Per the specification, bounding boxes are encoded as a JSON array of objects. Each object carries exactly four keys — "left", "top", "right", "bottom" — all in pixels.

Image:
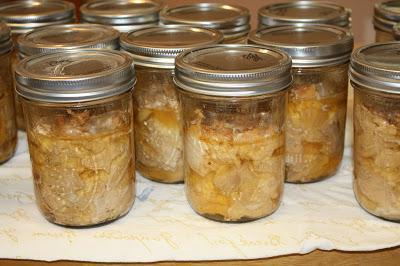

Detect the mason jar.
[
  {"left": 15, "top": 50, "right": 136, "bottom": 227},
  {"left": 120, "top": 25, "right": 222, "bottom": 184},
  {"left": 0, "top": 0, "right": 76, "bottom": 130},
  {"left": 374, "top": 0, "right": 400, "bottom": 42},
  {"left": 258, "top": 1, "right": 351, "bottom": 29},
  {"left": 15, "top": 23, "right": 119, "bottom": 131},
  {"left": 249, "top": 25, "right": 353, "bottom": 183},
  {"left": 160, "top": 3, "right": 250, "bottom": 44},
  {"left": 350, "top": 42, "right": 400, "bottom": 221},
  {"left": 0, "top": 22, "right": 16, "bottom": 163},
  {"left": 80, "top": 0, "right": 163, "bottom": 33},
  {"left": 175, "top": 45, "right": 292, "bottom": 222}
]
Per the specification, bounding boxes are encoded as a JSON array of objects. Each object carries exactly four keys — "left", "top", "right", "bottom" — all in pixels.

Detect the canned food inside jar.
[
  {"left": 286, "top": 64, "right": 348, "bottom": 183},
  {"left": 350, "top": 42, "right": 400, "bottom": 221},
  {"left": 175, "top": 45, "right": 292, "bottom": 222},
  {"left": 15, "top": 50, "right": 136, "bottom": 226},
  {"left": 134, "top": 66, "right": 183, "bottom": 183},
  {"left": 248, "top": 25, "right": 353, "bottom": 183},
  {"left": 181, "top": 92, "right": 286, "bottom": 222},
  {"left": 0, "top": 27, "right": 17, "bottom": 163},
  {"left": 353, "top": 87, "right": 400, "bottom": 221},
  {"left": 120, "top": 25, "right": 223, "bottom": 183}
]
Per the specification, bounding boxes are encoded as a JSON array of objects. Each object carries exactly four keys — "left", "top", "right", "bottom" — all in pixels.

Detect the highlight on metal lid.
[
  {"left": 80, "top": 0, "right": 163, "bottom": 32},
  {"left": 374, "top": 0, "right": 400, "bottom": 32},
  {"left": 0, "top": 0, "right": 75, "bottom": 33},
  {"left": 350, "top": 42, "right": 400, "bottom": 94},
  {"left": 174, "top": 44, "right": 292, "bottom": 97},
  {"left": 17, "top": 24, "right": 120, "bottom": 57},
  {"left": 120, "top": 25, "right": 223, "bottom": 68},
  {"left": 258, "top": 1, "right": 351, "bottom": 28},
  {"left": 0, "top": 21, "right": 12, "bottom": 55},
  {"left": 160, "top": 3, "right": 250, "bottom": 40},
  {"left": 15, "top": 50, "right": 136, "bottom": 103},
  {"left": 248, "top": 24, "right": 354, "bottom": 68}
]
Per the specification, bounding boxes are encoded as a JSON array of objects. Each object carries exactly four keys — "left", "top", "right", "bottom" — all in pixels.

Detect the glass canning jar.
[
  {"left": 0, "top": 22, "right": 16, "bottom": 164},
  {"left": 374, "top": 1, "right": 400, "bottom": 42},
  {"left": 120, "top": 25, "right": 223, "bottom": 183},
  {"left": 15, "top": 50, "right": 136, "bottom": 227},
  {"left": 160, "top": 3, "right": 250, "bottom": 44},
  {"left": 258, "top": 1, "right": 351, "bottom": 29},
  {"left": 249, "top": 25, "right": 354, "bottom": 183},
  {"left": 80, "top": 0, "right": 163, "bottom": 33},
  {"left": 0, "top": 0, "right": 76, "bottom": 130},
  {"left": 15, "top": 23, "right": 120, "bottom": 131},
  {"left": 175, "top": 45, "right": 292, "bottom": 222},
  {"left": 350, "top": 42, "right": 400, "bottom": 221}
]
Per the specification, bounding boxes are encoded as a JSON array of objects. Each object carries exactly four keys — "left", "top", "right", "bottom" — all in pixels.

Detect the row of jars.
[
  {"left": 0, "top": 1, "right": 398, "bottom": 225},
  {"left": 0, "top": 0, "right": 358, "bottom": 131}
]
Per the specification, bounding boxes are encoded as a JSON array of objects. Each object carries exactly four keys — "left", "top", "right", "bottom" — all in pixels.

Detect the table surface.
[{"left": 1, "top": 247, "right": 400, "bottom": 265}]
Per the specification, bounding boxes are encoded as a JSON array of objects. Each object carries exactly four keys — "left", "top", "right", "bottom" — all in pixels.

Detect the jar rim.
[
  {"left": 160, "top": 3, "right": 250, "bottom": 36},
  {"left": 16, "top": 50, "right": 136, "bottom": 103},
  {"left": 80, "top": 0, "right": 162, "bottom": 26},
  {"left": 258, "top": 1, "right": 351, "bottom": 27},
  {"left": 17, "top": 24, "right": 120, "bottom": 57},
  {"left": 120, "top": 25, "right": 223, "bottom": 69},
  {"left": 174, "top": 44, "right": 292, "bottom": 97},
  {"left": 248, "top": 24, "right": 353, "bottom": 68},
  {"left": 350, "top": 42, "right": 400, "bottom": 94}
]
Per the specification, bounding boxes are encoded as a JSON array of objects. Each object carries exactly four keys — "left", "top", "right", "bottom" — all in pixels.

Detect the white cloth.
[{"left": 0, "top": 111, "right": 399, "bottom": 262}]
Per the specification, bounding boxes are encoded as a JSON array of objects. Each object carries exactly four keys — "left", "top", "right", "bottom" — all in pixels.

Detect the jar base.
[{"left": 41, "top": 202, "right": 134, "bottom": 228}]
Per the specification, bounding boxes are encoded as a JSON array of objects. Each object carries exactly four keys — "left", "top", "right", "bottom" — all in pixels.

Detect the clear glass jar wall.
[
  {"left": 286, "top": 64, "right": 348, "bottom": 183},
  {"left": 0, "top": 51, "right": 17, "bottom": 163},
  {"left": 22, "top": 93, "right": 135, "bottom": 226},
  {"left": 180, "top": 92, "right": 286, "bottom": 222},
  {"left": 353, "top": 86, "right": 400, "bottom": 221},
  {"left": 120, "top": 25, "right": 222, "bottom": 183},
  {"left": 375, "top": 28, "right": 395, "bottom": 42},
  {"left": 134, "top": 66, "right": 183, "bottom": 183},
  {"left": 11, "top": 33, "right": 24, "bottom": 130}
]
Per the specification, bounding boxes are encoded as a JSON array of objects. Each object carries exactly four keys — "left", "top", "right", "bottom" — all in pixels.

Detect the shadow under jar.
[
  {"left": 374, "top": 0, "right": 400, "bottom": 42},
  {"left": 80, "top": 0, "right": 163, "bottom": 33},
  {"left": 0, "top": 22, "right": 16, "bottom": 163},
  {"left": 175, "top": 45, "right": 292, "bottom": 222},
  {"left": 15, "top": 50, "right": 136, "bottom": 227},
  {"left": 160, "top": 3, "right": 250, "bottom": 44},
  {"left": 350, "top": 42, "right": 400, "bottom": 221},
  {"left": 0, "top": 0, "right": 76, "bottom": 131},
  {"left": 120, "top": 25, "right": 223, "bottom": 184},
  {"left": 257, "top": 1, "right": 351, "bottom": 30},
  {"left": 249, "top": 25, "right": 354, "bottom": 183}
]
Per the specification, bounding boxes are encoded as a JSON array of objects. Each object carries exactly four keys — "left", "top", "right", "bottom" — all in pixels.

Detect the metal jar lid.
[
  {"left": 17, "top": 24, "right": 120, "bottom": 57},
  {"left": 0, "top": 21, "right": 13, "bottom": 55},
  {"left": 374, "top": 0, "right": 400, "bottom": 32},
  {"left": 160, "top": 3, "right": 251, "bottom": 40},
  {"left": 350, "top": 42, "right": 400, "bottom": 94},
  {"left": 174, "top": 45, "right": 292, "bottom": 97},
  {"left": 248, "top": 25, "right": 354, "bottom": 68},
  {"left": 80, "top": 0, "right": 162, "bottom": 32},
  {"left": 0, "top": 0, "right": 75, "bottom": 34},
  {"left": 120, "top": 25, "right": 223, "bottom": 69},
  {"left": 258, "top": 1, "right": 351, "bottom": 28},
  {"left": 15, "top": 50, "right": 136, "bottom": 103}
]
